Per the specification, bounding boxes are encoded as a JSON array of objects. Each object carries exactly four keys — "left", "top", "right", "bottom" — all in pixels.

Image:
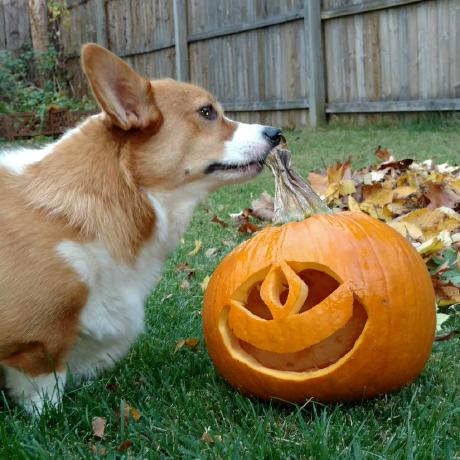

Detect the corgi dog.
[{"left": 0, "top": 43, "right": 281, "bottom": 414}]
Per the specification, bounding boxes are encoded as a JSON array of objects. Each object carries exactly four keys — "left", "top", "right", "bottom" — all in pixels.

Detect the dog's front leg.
[{"left": 3, "top": 366, "right": 66, "bottom": 416}]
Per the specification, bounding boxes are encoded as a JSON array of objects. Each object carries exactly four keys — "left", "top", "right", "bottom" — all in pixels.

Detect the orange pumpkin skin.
[{"left": 203, "top": 212, "right": 436, "bottom": 403}]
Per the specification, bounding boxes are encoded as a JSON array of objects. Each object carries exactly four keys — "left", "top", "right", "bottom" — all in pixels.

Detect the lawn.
[{"left": 0, "top": 122, "right": 459, "bottom": 459}]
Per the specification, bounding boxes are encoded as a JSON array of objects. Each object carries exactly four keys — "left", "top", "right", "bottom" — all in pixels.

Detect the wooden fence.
[
  {"left": 0, "top": 0, "right": 30, "bottom": 51},
  {"left": 1, "top": 0, "right": 460, "bottom": 127}
]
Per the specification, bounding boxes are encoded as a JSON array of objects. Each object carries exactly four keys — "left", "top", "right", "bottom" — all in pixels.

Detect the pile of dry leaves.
[{"left": 251, "top": 146, "right": 460, "bottom": 314}]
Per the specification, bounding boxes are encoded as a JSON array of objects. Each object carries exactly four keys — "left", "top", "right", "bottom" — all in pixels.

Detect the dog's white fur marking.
[
  {"left": 0, "top": 145, "right": 54, "bottom": 175},
  {"left": 40, "top": 182, "right": 209, "bottom": 395},
  {"left": 4, "top": 367, "right": 66, "bottom": 415},
  {"left": 223, "top": 120, "right": 268, "bottom": 164}
]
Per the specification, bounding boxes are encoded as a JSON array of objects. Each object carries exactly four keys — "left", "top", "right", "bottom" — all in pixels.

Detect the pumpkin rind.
[{"left": 203, "top": 212, "right": 436, "bottom": 402}]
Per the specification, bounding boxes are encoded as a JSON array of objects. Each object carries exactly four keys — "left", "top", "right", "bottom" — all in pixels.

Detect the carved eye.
[{"left": 199, "top": 104, "right": 217, "bottom": 120}]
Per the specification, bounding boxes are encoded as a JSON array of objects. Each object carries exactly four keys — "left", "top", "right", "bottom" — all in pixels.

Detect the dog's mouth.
[{"left": 204, "top": 158, "right": 265, "bottom": 175}]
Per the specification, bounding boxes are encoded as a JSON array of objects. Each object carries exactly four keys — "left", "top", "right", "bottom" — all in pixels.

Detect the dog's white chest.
[
  {"left": 58, "top": 237, "right": 165, "bottom": 376},
  {"left": 57, "top": 187, "right": 204, "bottom": 378}
]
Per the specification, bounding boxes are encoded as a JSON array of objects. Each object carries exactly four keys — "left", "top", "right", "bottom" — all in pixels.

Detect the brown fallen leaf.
[
  {"left": 92, "top": 416, "right": 106, "bottom": 439},
  {"left": 211, "top": 215, "right": 229, "bottom": 228},
  {"left": 117, "top": 440, "right": 133, "bottom": 453},
  {"left": 307, "top": 172, "right": 328, "bottom": 197},
  {"left": 180, "top": 279, "right": 190, "bottom": 290},
  {"left": 238, "top": 221, "right": 258, "bottom": 234},
  {"left": 435, "top": 330, "right": 459, "bottom": 341},
  {"left": 229, "top": 208, "right": 253, "bottom": 222},
  {"left": 201, "top": 430, "right": 214, "bottom": 444},
  {"left": 176, "top": 262, "right": 193, "bottom": 273},
  {"left": 377, "top": 159, "right": 413, "bottom": 171},
  {"left": 117, "top": 400, "right": 142, "bottom": 428},
  {"left": 375, "top": 146, "right": 393, "bottom": 162},
  {"left": 106, "top": 381, "right": 118, "bottom": 393},
  {"left": 435, "top": 284, "right": 460, "bottom": 307},
  {"left": 423, "top": 183, "right": 460, "bottom": 210}
]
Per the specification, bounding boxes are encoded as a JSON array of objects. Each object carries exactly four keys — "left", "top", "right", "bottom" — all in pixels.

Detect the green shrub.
[{"left": 0, "top": 46, "right": 95, "bottom": 119}]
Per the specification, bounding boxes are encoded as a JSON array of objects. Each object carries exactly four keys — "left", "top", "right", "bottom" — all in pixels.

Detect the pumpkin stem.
[{"left": 265, "top": 145, "right": 331, "bottom": 223}]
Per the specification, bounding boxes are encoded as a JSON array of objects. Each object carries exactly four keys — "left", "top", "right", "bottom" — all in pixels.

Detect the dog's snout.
[{"left": 263, "top": 127, "right": 282, "bottom": 147}]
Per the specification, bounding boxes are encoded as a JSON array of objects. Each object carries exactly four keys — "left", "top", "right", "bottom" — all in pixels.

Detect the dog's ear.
[{"left": 81, "top": 43, "right": 161, "bottom": 130}]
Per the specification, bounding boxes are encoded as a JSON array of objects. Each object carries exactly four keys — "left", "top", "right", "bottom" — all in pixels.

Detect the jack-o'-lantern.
[{"left": 202, "top": 148, "right": 436, "bottom": 403}]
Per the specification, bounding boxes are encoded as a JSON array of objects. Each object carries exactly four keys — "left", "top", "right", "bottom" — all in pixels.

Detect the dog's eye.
[{"left": 199, "top": 105, "right": 217, "bottom": 120}]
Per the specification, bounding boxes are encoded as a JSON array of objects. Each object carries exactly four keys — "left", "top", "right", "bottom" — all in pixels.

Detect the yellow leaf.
[
  {"left": 389, "top": 222, "right": 423, "bottom": 241},
  {"left": 393, "top": 185, "right": 418, "bottom": 199},
  {"left": 175, "top": 338, "right": 200, "bottom": 353},
  {"left": 416, "top": 230, "right": 452, "bottom": 256},
  {"left": 427, "top": 171, "right": 446, "bottom": 185},
  {"left": 174, "top": 339, "right": 186, "bottom": 353},
  {"left": 381, "top": 204, "right": 395, "bottom": 222},
  {"left": 339, "top": 179, "right": 357, "bottom": 196},
  {"left": 449, "top": 179, "right": 460, "bottom": 195},
  {"left": 348, "top": 196, "right": 361, "bottom": 212},
  {"left": 387, "top": 200, "right": 411, "bottom": 216},
  {"left": 362, "top": 183, "right": 394, "bottom": 208},
  {"left": 399, "top": 208, "right": 460, "bottom": 240},
  {"left": 185, "top": 338, "right": 200, "bottom": 350},
  {"left": 359, "top": 202, "right": 379, "bottom": 219},
  {"left": 130, "top": 406, "right": 142, "bottom": 422},
  {"left": 200, "top": 275, "right": 210, "bottom": 291},
  {"left": 187, "top": 239, "right": 203, "bottom": 256},
  {"left": 325, "top": 182, "right": 340, "bottom": 201},
  {"left": 396, "top": 171, "right": 418, "bottom": 188}
]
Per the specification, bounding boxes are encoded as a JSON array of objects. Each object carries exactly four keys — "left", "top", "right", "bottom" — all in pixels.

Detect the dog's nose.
[{"left": 263, "top": 127, "right": 282, "bottom": 147}]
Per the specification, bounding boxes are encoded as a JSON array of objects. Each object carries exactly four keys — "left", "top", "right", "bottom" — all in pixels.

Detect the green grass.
[{"left": 1, "top": 124, "right": 459, "bottom": 459}]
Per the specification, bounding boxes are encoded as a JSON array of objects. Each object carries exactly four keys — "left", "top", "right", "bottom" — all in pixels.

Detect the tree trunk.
[{"left": 28, "top": 0, "right": 48, "bottom": 53}]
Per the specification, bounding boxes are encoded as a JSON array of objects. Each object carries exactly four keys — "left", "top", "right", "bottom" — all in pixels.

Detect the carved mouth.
[
  {"left": 220, "top": 262, "right": 368, "bottom": 374},
  {"left": 235, "top": 301, "right": 367, "bottom": 372}
]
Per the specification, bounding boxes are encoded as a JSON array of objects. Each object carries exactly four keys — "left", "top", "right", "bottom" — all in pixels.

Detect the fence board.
[
  {"left": 2, "top": 0, "right": 30, "bottom": 50},
  {"left": 0, "top": 3, "right": 6, "bottom": 49}
]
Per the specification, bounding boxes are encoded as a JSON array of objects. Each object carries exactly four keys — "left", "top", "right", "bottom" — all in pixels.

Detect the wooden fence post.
[
  {"left": 28, "top": 0, "right": 48, "bottom": 53},
  {"left": 95, "top": 0, "right": 108, "bottom": 48},
  {"left": 173, "top": 0, "right": 189, "bottom": 81},
  {"left": 305, "top": 0, "right": 326, "bottom": 127}
]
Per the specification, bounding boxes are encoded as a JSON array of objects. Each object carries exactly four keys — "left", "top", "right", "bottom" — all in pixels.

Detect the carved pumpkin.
[{"left": 203, "top": 212, "right": 436, "bottom": 402}]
